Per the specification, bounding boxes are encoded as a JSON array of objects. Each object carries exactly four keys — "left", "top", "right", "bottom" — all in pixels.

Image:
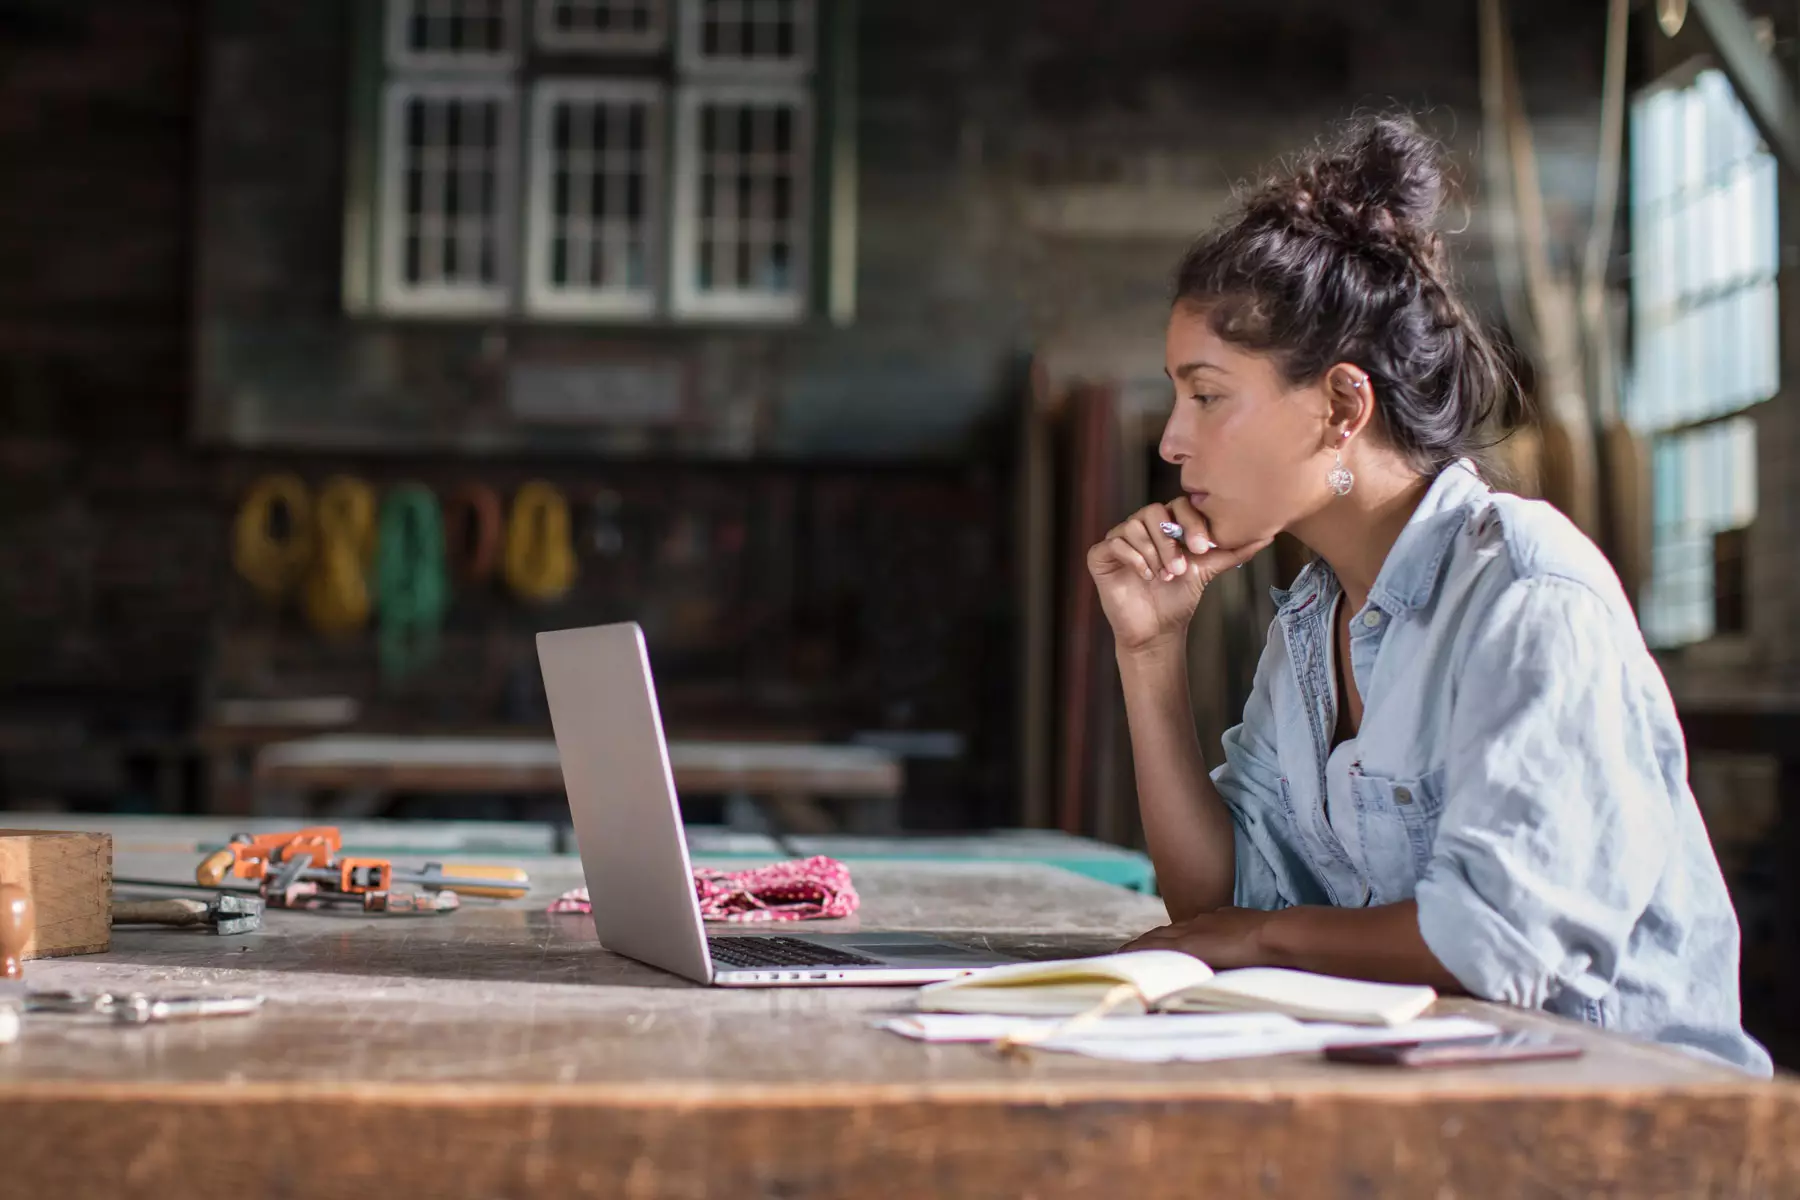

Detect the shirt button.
[
  {"left": 1393, "top": 786, "right": 1413, "bottom": 805},
  {"left": 1362, "top": 610, "right": 1383, "bottom": 628}
]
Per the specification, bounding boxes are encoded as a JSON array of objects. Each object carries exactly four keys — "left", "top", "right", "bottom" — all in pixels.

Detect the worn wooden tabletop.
[{"left": 2, "top": 842, "right": 1796, "bottom": 1199}]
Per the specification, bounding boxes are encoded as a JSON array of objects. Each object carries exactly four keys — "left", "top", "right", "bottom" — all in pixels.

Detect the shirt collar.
[{"left": 1271, "top": 459, "right": 1490, "bottom": 618}]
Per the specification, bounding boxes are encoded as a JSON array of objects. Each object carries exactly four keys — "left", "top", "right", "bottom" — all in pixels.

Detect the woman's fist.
[{"left": 1087, "top": 498, "right": 1270, "bottom": 653}]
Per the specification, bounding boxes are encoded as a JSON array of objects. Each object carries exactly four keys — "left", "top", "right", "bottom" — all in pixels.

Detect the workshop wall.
[
  {"left": 0, "top": 0, "right": 1695, "bottom": 808},
  {"left": 192, "top": 0, "right": 1617, "bottom": 455},
  {"left": 0, "top": 0, "right": 1618, "bottom": 806}
]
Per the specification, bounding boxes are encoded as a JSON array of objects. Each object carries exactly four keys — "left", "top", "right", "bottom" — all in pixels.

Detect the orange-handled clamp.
[
  {"left": 196, "top": 827, "right": 530, "bottom": 901},
  {"left": 196, "top": 827, "right": 341, "bottom": 887}
]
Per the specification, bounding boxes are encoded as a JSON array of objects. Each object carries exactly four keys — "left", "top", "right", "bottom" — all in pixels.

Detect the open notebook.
[{"left": 916, "top": 950, "right": 1437, "bottom": 1026}]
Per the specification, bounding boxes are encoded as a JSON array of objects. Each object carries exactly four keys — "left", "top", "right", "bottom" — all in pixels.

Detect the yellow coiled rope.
[
  {"left": 232, "top": 474, "right": 313, "bottom": 601},
  {"left": 503, "top": 481, "right": 577, "bottom": 604},
  {"left": 301, "top": 475, "right": 378, "bottom": 635}
]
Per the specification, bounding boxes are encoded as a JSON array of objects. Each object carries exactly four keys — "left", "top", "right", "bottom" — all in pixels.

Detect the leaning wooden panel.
[{"left": 0, "top": 829, "right": 111, "bottom": 958}]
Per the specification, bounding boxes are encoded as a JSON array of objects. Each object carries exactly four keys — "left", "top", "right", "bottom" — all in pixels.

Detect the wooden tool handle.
[
  {"left": 0, "top": 884, "right": 33, "bottom": 979},
  {"left": 195, "top": 849, "right": 235, "bottom": 888},
  {"left": 438, "top": 864, "right": 531, "bottom": 900},
  {"left": 113, "top": 898, "right": 208, "bottom": 927}
]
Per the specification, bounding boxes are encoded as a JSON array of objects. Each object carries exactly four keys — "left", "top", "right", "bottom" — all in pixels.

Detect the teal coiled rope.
[{"left": 375, "top": 484, "right": 450, "bottom": 683}]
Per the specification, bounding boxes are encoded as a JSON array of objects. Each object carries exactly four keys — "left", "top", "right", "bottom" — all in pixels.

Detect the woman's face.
[{"left": 1160, "top": 302, "right": 1340, "bottom": 550}]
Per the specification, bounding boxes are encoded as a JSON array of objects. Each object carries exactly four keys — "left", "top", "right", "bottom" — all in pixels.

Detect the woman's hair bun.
[{"left": 1244, "top": 114, "right": 1449, "bottom": 276}]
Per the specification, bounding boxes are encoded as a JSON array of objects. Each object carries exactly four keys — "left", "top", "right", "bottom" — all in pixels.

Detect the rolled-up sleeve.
[
  {"left": 1211, "top": 627, "right": 1296, "bottom": 911},
  {"left": 1416, "top": 576, "right": 1673, "bottom": 1008}
]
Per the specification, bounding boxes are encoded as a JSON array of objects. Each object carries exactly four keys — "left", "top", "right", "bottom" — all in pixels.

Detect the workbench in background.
[
  {"left": 248, "top": 733, "right": 907, "bottom": 835},
  {"left": 21, "top": 812, "right": 1160, "bottom": 893},
  {"left": 0, "top": 817, "right": 1794, "bottom": 1199}
]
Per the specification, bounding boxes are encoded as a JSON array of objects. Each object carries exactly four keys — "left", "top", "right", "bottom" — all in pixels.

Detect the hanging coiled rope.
[
  {"left": 502, "top": 481, "right": 577, "bottom": 604},
  {"left": 301, "top": 475, "right": 378, "bottom": 636},
  {"left": 375, "top": 483, "right": 450, "bottom": 682},
  {"left": 444, "top": 481, "right": 504, "bottom": 585},
  {"left": 232, "top": 473, "right": 314, "bottom": 601}
]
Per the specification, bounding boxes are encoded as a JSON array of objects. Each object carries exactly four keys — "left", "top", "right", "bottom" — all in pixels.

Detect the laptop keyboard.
[{"left": 708, "top": 936, "right": 885, "bottom": 969}]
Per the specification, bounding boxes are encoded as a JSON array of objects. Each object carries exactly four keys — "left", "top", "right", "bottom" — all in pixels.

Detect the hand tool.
[
  {"left": 26, "top": 989, "right": 265, "bottom": 1024},
  {"left": 112, "top": 894, "right": 263, "bottom": 935},
  {"left": 110, "top": 874, "right": 464, "bottom": 915},
  {"left": 111, "top": 992, "right": 265, "bottom": 1024},
  {"left": 284, "top": 857, "right": 529, "bottom": 898},
  {"left": 195, "top": 827, "right": 530, "bottom": 900},
  {"left": 112, "top": 877, "right": 259, "bottom": 895},
  {"left": 0, "top": 882, "right": 262, "bottom": 1032},
  {"left": 194, "top": 826, "right": 340, "bottom": 881},
  {"left": 269, "top": 882, "right": 460, "bottom": 914}
]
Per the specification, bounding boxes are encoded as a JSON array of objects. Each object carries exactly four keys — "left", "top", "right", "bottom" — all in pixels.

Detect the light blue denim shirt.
[{"left": 1214, "top": 460, "right": 1771, "bottom": 1075}]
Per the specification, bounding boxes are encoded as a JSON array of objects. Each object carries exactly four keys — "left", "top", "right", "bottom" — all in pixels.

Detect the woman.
[{"left": 1090, "top": 114, "right": 1770, "bottom": 1075}]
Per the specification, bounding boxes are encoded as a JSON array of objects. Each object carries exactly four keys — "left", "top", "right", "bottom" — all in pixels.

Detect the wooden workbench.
[
  {"left": 251, "top": 734, "right": 904, "bottom": 832},
  {"left": 254, "top": 734, "right": 902, "bottom": 796},
  {"left": 2, "top": 844, "right": 1797, "bottom": 1198}
]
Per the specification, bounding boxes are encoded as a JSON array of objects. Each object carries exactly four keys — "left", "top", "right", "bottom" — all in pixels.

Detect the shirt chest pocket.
[{"left": 1349, "top": 766, "right": 1447, "bottom": 900}]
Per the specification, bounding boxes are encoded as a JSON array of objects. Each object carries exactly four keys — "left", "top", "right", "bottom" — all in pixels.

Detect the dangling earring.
[{"left": 1327, "top": 430, "right": 1354, "bottom": 496}]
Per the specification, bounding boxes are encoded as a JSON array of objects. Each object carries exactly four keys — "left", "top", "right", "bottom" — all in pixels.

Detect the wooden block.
[{"left": 0, "top": 830, "right": 112, "bottom": 959}]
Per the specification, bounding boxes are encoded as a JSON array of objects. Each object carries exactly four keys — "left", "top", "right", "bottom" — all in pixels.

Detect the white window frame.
[
  {"left": 534, "top": 0, "right": 670, "bottom": 54},
  {"left": 386, "top": 0, "right": 523, "bottom": 72},
  {"left": 525, "top": 79, "right": 666, "bottom": 318},
  {"left": 669, "top": 81, "right": 813, "bottom": 321},
  {"left": 678, "top": 0, "right": 815, "bottom": 78},
  {"left": 1628, "top": 66, "right": 1776, "bottom": 647},
  {"left": 377, "top": 79, "right": 520, "bottom": 316}
]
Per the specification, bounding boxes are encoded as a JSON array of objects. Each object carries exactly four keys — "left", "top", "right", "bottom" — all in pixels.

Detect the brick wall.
[
  {"left": 192, "top": 0, "right": 1612, "bottom": 455},
  {"left": 0, "top": 0, "right": 196, "bottom": 443},
  {"left": 0, "top": 2, "right": 209, "bottom": 705}
]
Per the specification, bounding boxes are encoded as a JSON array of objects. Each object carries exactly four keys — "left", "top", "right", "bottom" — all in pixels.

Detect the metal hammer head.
[{"left": 208, "top": 894, "right": 263, "bottom": 935}]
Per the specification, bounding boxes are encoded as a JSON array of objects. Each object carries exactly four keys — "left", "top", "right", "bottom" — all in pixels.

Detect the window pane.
[
  {"left": 1641, "top": 418, "right": 1758, "bottom": 647},
  {"left": 388, "top": 0, "right": 519, "bottom": 69},
  {"left": 1628, "top": 69, "right": 1773, "bottom": 645},
  {"left": 1630, "top": 69, "right": 1778, "bottom": 430},
  {"left": 673, "top": 85, "right": 811, "bottom": 318},
  {"left": 536, "top": 0, "right": 667, "bottom": 52},
  {"left": 526, "top": 83, "right": 664, "bottom": 316},
  {"left": 381, "top": 82, "right": 516, "bottom": 312},
  {"left": 682, "top": 0, "right": 813, "bottom": 75}
]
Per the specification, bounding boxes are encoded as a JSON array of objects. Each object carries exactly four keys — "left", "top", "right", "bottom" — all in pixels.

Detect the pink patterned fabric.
[{"left": 547, "top": 855, "right": 859, "bottom": 923}]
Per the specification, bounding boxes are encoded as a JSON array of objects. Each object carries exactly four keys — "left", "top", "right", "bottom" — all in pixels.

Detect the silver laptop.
[{"left": 536, "top": 621, "right": 1018, "bottom": 986}]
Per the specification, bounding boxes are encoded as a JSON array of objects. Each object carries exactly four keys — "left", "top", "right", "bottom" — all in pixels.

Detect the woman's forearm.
[
  {"left": 1260, "top": 901, "right": 1466, "bottom": 992},
  {"left": 1117, "top": 642, "right": 1237, "bottom": 920}
]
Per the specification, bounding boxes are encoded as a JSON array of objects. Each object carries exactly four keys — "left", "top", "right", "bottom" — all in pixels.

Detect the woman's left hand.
[{"left": 1120, "top": 907, "right": 1274, "bottom": 970}]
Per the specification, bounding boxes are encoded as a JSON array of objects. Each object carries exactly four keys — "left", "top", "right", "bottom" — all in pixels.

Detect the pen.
[
  {"left": 1161, "top": 521, "right": 1214, "bottom": 550},
  {"left": 1158, "top": 520, "right": 1232, "bottom": 563}
]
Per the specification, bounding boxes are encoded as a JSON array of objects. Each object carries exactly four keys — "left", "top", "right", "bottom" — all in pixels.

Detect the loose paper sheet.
[
  {"left": 882, "top": 1011, "right": 1301, "bottom": 1044},
  {"left": 879, "top": 1012, "right": 1500, "bottom": 1063}
]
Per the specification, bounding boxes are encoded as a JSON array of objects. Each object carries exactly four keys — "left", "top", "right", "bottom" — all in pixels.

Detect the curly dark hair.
[{"left": 1173, "top": 114, "right": 1516, "bottom": 473}]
